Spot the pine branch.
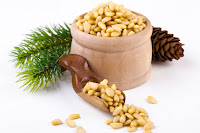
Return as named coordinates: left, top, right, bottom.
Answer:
left=11, top=23, right=72, bottom=92
left=11, top=23, right=72, bottom=68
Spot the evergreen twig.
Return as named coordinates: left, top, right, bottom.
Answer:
left=11, top=23, right=72, bottom=92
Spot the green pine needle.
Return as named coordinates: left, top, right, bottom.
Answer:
left=11, top=23, right=72, bottom=92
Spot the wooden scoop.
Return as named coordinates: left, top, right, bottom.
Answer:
left=59, top=54, right=125, bottom=112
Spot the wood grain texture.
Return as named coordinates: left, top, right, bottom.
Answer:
left=59, top=54, right=125, bottom=112
left=71, top=11, right=153, bottom=90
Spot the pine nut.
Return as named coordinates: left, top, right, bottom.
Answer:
left=98, top=7, right=104, bottom=15
left=137, top=107, right=148, bottom=114
left=83, top=21, right=91, bottom=34
left=101, top=94, right=113, bottom=102
left=115, top=90, right=121, bottom=95
left=106, top=27, right=114, bottom=33
left=105, top=12, right=115, bottom=17
left=90, top=31, right=97, bottom=35
left=130, top=120, right=138, bottom=127
left=113, top=115, right=120, bottom=122
left=139, top=113, right=146, bottom=117
left=76, top=16, right=82, bottom=20
left=143, top=121, right=154, bottom=130
left=98, top=22, right=107, bottom=30
left=112, top=25, right=122, bottom=32
left=91, top=25, right=97, bottom=31
left=76, top=22, right=82, bottom=29
left=119, top=94, right=124, bottom=100
left=94, top=92, right=101, bottom=97
left=84, top=14, right=91, bottom=20
left=118, top=103, right=122, bottom=107
left=128, top=107, right=135, bottom=114
left=110, top=123, right=123, bottom=129
left=82, top=87, right=87, bottom=93
left=111, top=32, right=121, bottom=37
left=116, top=24, right=126, bottom=29
left=97, top=32, right=102, bottom=37
left=106, top=119, right=113, bottom=125
left=79, top=25, right=84, bottom=31
left=105, top=87, right=114, bottom=97
left=113, top=106, right=122, bottom=116
left=148, top=96, right=156, bottom=104
left=65, top=119, right=76, bottom=128
left=125, top=113, right=134, bottom=120
left=143, top=116, right=151, bottom=123
left=114, top=19, right=121, bottom=23
left=113, top=101, right=118, bottom=106
left=100, top=79, right=108, bottom=86
left=119, top=99, right=124, bottom=103
left=102, top=17, right=112, bottom=23
left=128, top=23, right=135, bottom=28
left=133, top=113, right=143, bottom=119
left=116, top=12, right=123, bottom=17
left=122, top=104, right=128, bottom=113
left=88, top=90, right=96, bottom=96
left=119, top=111, right=124, bottom=116
left=128, top=31, right=135, bottom=36
left=88, top=82, right=99, bottom=90
left=101, top=88, right=106, bottom=94
left=144, top=129, right=152, bottom=133
left=114, top=94, right=119, bottom=102
left=109, top=106, right=115, bottom=112
left=94, top=27, right=101, bottom=32
left=138, top=118, right=146, bottom=126
left=137, top=16, right=143, bottom=25
left=128, top=126, right=136, bottom=132
left=107, top=101, right=113, bottom=105
left=119, top=114, right=126, bottom=123
left=51, top=119, right=62, bottom=125
left=68, top=114, right=80, bottom=120
left=111, top=84, right=117, bottom=90
left=124, top=119, right=132, bottom=126
left=94, top=11, right=98, bottom=18
left=103, top=32, right=110, bottom=37
left=108, top=2, right=115, bottom=11
left=121, top=21, right=130, bottom=25
left=76, top=126, right=85, bottom=133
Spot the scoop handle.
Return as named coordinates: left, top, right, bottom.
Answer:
left=59, top=54, right=102, bottom=93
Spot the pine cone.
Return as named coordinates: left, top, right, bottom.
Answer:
left=151, top=27, right=184, bottom=61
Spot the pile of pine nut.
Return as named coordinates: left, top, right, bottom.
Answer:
left=76, top=1, right=146, bottom=37
left=83, top=79, right=154, bottom=133
left=83, top=79, right=124, bottom=109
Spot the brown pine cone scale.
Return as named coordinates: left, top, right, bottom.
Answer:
left=151, top=27, right=184, bottom=61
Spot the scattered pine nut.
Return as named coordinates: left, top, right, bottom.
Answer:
left=65, top=119, right=76, bottom=128
left=128, top=126, right=136, bottom=132
left=68, top=114, right=80, bottom=120
left=144, top=129, right=152, bottom=133
left=110, top=123, right=123, bottom=129
left=106, top=119, right=113, bottom=125
left=51, top=119, right=62, bottom=126
left=148, top=96, right=157, bottom=104
left=76, top=126, right=85, bottom=133
left=83, top=79, right=155, bottom=132
left=144, top=121, right=154, bottom=130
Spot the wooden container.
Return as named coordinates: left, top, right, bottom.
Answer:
left=70, top=12, right=152, bottom=90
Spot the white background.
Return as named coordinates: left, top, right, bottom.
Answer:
left=0, top=0, right=200, bottom=133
